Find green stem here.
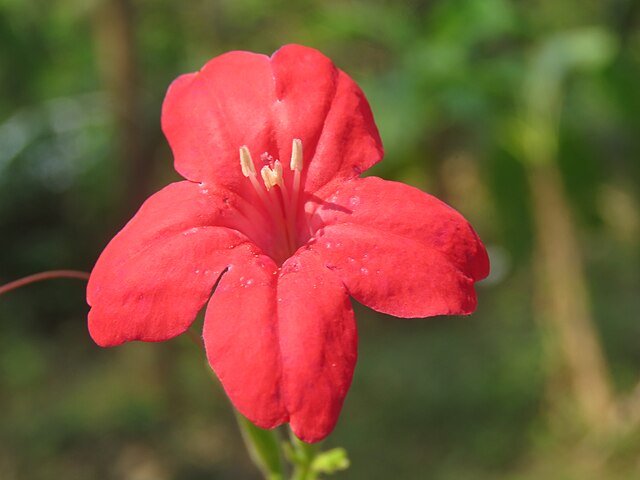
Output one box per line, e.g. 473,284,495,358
235,411,285,480
289,429,318,480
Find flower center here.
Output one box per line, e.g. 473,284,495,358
239,139,305,264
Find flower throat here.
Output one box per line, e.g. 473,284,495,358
239,139,305,265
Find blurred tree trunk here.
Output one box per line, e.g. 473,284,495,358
529,163,616,431
92,0,155,216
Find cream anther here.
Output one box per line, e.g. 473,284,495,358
260,165,276,190
272,160,284,184
260,161,285,191
290,138,303,172
237,140,304,264
239,146,256,177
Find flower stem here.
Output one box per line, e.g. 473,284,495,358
288,430,318,480
0,270,90,296
235,411,285,480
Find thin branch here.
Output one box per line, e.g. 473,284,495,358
0,270,90,296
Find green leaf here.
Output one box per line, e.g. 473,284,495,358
310,448,350,475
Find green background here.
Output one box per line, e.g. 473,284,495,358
1,0,639,478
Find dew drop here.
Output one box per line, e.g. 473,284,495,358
195,269,200,274
183,227,199,236
360,267,369,274
349,195,360,206
246,278,254,286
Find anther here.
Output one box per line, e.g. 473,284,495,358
290,138,303,172
240,146,256,177
272,160,284,184
260,161,285,191
260,166,275,190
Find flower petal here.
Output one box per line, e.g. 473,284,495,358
203,251,357,442
307,177,489,317
162,51,276,191
278,252,357,443
203,254,288,429
161,45,383,195
87,181,254,346
270,45,383,193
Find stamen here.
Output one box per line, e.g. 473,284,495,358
289,139,303,240
260,161,285,191
238,142,306,264
272,160,284,182
239,146,256,177
260,165,275,191
239,146,271,210
290,138,303,172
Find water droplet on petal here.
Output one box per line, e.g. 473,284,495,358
349,195,360,206
246,279,254,286
360,267,369,274
183,227,199,236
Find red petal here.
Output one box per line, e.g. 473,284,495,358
278,252,357,442
87,181,255,346
161,45,383,195
308,177,490,317
161,51,276,192
270,45,383,193
203,251,357,442
203,254,288,429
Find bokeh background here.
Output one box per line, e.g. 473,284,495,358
1,0,639,478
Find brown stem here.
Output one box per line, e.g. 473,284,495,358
92,0,155,216
529,165,616,430
0,270,90,296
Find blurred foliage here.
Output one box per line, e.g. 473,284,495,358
1,0,639,479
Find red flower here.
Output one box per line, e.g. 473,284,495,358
87,45,489,442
